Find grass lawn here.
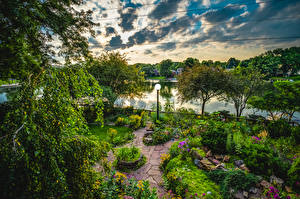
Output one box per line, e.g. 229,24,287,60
147,76,166,80
88,124,133,144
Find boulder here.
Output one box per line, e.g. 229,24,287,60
206,150,212,157
234,160,244,167
233,190,245,199
243,191,248,198
214,154,223,160
270,175,284,187
223,155,230,162
211,159,221,165
199,158,215,171
249,187,258,194
240,164,250,172
260,180,271,189
191,149,203,160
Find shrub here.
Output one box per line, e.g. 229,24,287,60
98,171,158,199
114,147,146,171
201,121,229,153
107,128,118,143
128,115,142,130
164,156,222,199
207,169,259,199
115,117,127,126
291,126,300,144
288,157,300,191
140,111,149,127
266,119,292,138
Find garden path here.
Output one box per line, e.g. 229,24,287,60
107,128,174,198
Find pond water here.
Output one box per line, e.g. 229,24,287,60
0,87,19,103
115,81,300,121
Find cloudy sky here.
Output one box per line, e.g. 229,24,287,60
78,0,300,64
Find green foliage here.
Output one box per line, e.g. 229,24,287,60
159,59,173,77
164,156,222,198
115,117,127,126
88,125,133,146
0,66,104,199
291,126,300,144
177,65,227,115
98,171,158,199
0,0,95,80
201,121,229,154
266,119,292,138
183,57,200,69
140,111,149,127
226,131,245,155
128,114,142,130
207,169,259,199
222,66,264,117
114,147,146,171
288,157,300,191
88,52,145,101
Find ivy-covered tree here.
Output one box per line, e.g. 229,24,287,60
177,65,227,115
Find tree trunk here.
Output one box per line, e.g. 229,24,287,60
201,101,206,115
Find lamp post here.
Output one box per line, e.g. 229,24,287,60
154,83,161,121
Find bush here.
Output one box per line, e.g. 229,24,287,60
291,126,300,144
128,115,142,130
201,121,229,154
115,117,127,126
114,147,146,171
207,169,259,199
266,119,292,138
98,171,158,199
288,157,300,192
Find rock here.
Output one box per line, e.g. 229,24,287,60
194,159,201,167
249,187,258,194
199,158,215,171
214,155,223,160
234,160,244,167
243,191,248,198
215,164,228,171
260,180,271,189
223,155,230,162
240,164,250,172
285,186,292,193
191,149,203,160
144,137,153,143
206,150,212,157
270,175,284,187
212,159,221,165
234,190,245,199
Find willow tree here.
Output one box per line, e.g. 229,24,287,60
0,1,111,198
177,65,227,115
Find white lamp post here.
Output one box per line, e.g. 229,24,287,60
154,83,161,121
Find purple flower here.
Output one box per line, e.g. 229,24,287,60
202,193,206,196
287,196,291,199
187,148,190,152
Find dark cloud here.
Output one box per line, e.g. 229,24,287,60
88,37,101,49
203,5,244,23
157,42,176,51
127,29,160,47
149,0,182,20
105,26,116,36
106,35,125,50
119,7,138,31
96,30,102,35
182,0,300,48
144,49,153,54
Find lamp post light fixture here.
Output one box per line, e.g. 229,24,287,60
154,83,161,121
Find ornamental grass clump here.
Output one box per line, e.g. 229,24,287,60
114,147,146,171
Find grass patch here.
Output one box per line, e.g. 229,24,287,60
88,125,133,146
147,76,166,80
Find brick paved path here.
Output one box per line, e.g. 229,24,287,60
107,128,174,198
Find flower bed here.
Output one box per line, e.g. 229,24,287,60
114,147,146,171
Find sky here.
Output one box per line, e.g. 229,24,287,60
78,0,300,64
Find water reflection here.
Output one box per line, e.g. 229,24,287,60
116,81,300,120
0,87,19,103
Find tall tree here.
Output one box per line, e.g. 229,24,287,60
177,65,227,115
183,57,200,69
0,0,95,80
159,59,173,77
222,67,264,118
88,52,145,106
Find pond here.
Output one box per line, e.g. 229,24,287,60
0,87,19,103
115,80,300,121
